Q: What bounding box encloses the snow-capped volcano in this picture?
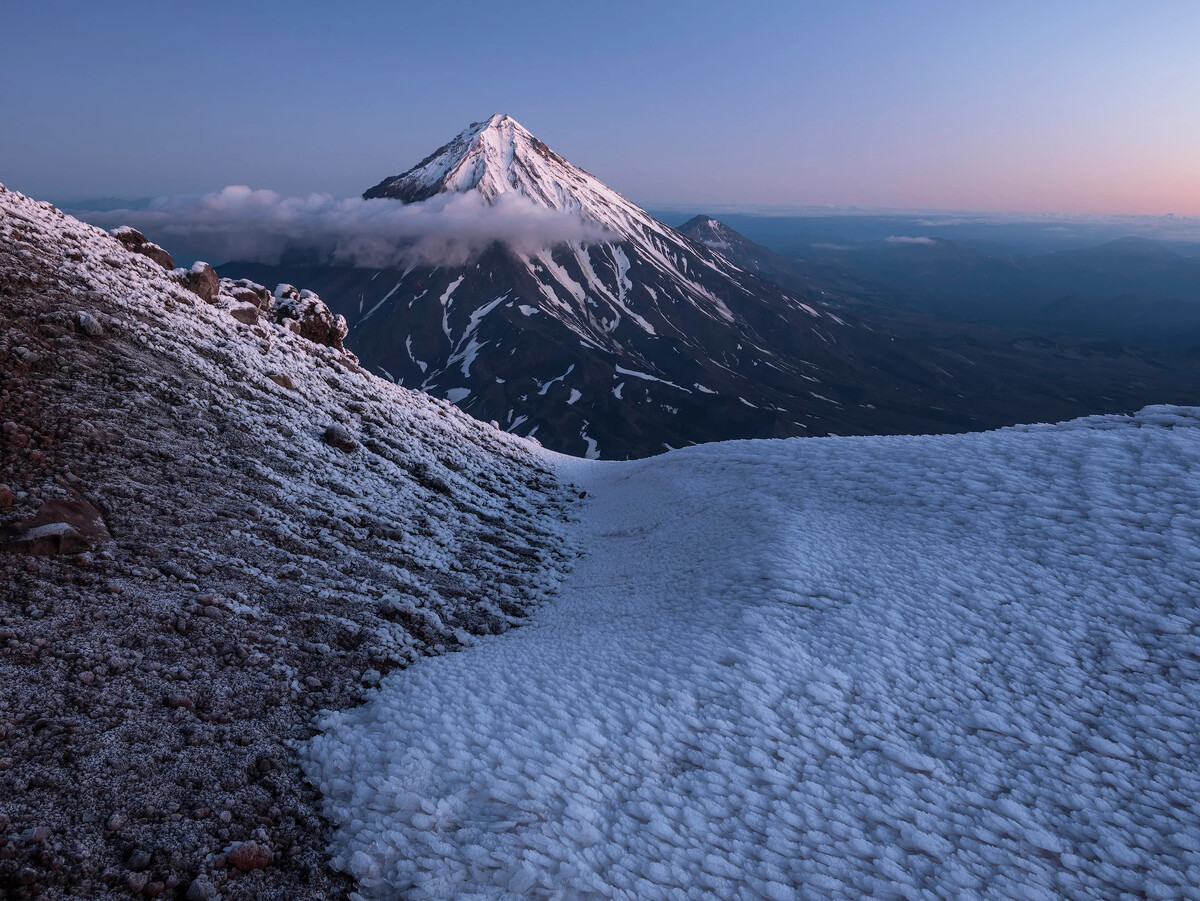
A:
[363,113,822,349]
[236,115,887,457]
[231,116,1189,459]
[363,116,740,297]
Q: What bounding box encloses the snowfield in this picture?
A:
[304,407,1200,899]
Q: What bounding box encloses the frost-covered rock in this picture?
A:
[0,182,574,897]
[227,301,259,325]
[220,277,273,311]
[74,310,103,336]
[184,876,217,901]
[272,284,350,354]
[109,225,175,270]
[321,423,357,453]
[170,260,219,302]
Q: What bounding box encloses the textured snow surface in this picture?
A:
[305,408,1200,899]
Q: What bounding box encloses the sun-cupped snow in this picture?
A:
[305,407,1200,899]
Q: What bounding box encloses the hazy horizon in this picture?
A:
[5,0,1199,216]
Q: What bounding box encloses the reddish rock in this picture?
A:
[138,244,176,270]
[272,285,349,353]
[172,263,219,303]
[226,841,271,871]
[110,226,175,270]
[228,303,259,325]
[0,484,12,510]
[222,279,273,311]
[109,225,148,247]
[269,373,294,390]
[1,496,111,555]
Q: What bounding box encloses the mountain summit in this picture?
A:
[364,115,687,255]
[364,114,598,209]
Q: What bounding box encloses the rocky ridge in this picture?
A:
[0,184,577,899]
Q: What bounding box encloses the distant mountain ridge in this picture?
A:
[794,231,1200,347]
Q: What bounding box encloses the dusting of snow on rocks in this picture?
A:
[0,184,575,899]
[306,408,1200,898]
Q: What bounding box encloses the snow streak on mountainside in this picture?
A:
[241,115,1033,459]
[308,408,1200,899]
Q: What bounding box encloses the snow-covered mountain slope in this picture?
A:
[0,184,575,899]
[308,407,1200,899]
[360,116,823,346]
[241,115,1076,459]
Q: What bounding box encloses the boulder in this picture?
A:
[135,242,176,270]
[76,311,104,336]
[220,278,273,311]
[228,303,259,326]
[1,497,111,555]
[321,424,358,453]
[110,226,176,270]
[172,262,219,303]
[226,841,271,871]
[185,877,217,901]
[110,225,147,245]
[272,284,349,353]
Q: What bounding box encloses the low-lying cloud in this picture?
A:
[884,235,938,245]
[78,186,613,268]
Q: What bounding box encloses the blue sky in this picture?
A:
[4,0,1199,214]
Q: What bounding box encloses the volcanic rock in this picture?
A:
[110,225,176,270]
[172,262,220,303]
[1,496,111,555]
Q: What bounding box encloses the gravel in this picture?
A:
[0,184,579,899]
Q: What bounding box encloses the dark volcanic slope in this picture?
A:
[234,116,1200,459]
[0,185,575,900]
[677,214,832,296]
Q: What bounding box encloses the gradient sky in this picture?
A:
[4,0,1199,215]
